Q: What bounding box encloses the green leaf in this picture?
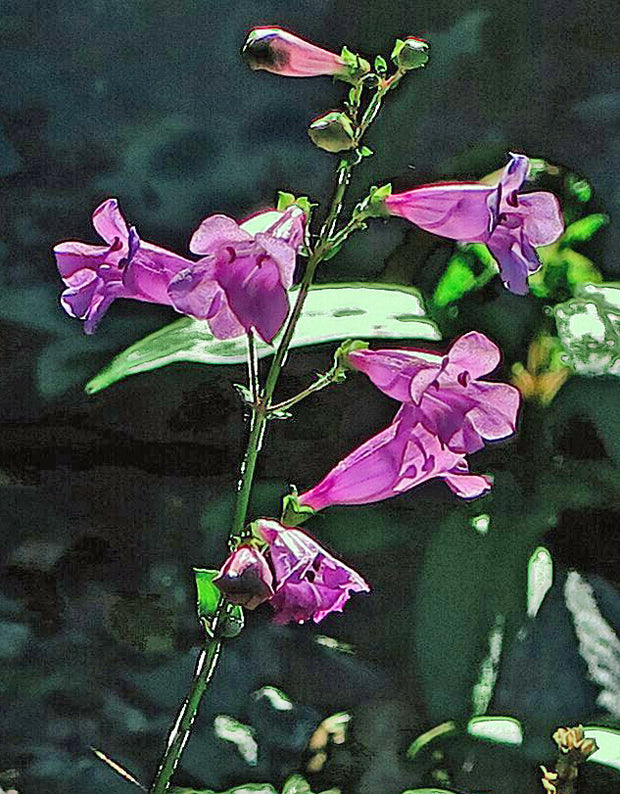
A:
[282,776,313,794]
[467,716,523,746]
[194,568,221,619]
[85,284,440,393]
[561,213,609,245]
[554,282,620,376]
[583,726,620,771]
[432,256,476,307]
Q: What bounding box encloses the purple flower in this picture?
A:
[168,206,305,343]
[243,27,348,78]
[348,332,520,454]
[298,406,493,511]
[54,198,194,333]
[214,520,369,625]
[213,545,275,610]
[384,153,564,294]
[298,332,520,510]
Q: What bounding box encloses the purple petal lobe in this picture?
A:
[189,215,251,255]
[91,198,129,245]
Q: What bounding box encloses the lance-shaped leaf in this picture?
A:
[86,283,440,393]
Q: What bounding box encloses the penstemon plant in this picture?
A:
[53,25,571,794]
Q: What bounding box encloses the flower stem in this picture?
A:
[147,64,406,794]
[149,637,222,794]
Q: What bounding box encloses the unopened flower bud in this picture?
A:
[391,37,430,70]
[213,545,274,610]
[243,27,348,79]
[308,111,356,153]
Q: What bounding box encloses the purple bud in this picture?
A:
[213,545,274,610]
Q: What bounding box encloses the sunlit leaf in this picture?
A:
[433,256,475,307]
[560,213,609,246]
[85,284,440,393]
[584,726,620,771]
[466,716,523,746]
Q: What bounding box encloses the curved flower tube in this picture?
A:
[243,27,348,78]
[384,153,564,294]
[54,198,194,333]
[298,405,493,511]
[168,206,305,343]
[214,519,369,625]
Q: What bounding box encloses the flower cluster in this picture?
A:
[53,26,561,629]
[55,200,305,342]
[213,520,369,624]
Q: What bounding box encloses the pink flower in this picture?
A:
[298,332,520,510]
[54,198,194,333]
[214,520,369,625]
[384,153,564,294]
[168,206,305,343]
[298,406,493,511]
[243,27,348,78]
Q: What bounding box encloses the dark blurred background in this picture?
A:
[1,2,619,793]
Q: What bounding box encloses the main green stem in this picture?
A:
[149,68,401,794]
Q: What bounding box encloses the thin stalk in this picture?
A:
[268,369,337,414]
[147,65,407,794]
[149,637,222,794]
[246,330,260,406]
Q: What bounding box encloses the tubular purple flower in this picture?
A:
[298,332,519,511]
[298,406,492,511]
[384,153,564,294]
[54,199,194,333]
[168,206,306,343]
[212,545,274,610]
[243,27,348,78]
[214,520,369,624]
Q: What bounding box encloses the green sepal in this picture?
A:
[338,45,371,84]
[359,145,374,157]
[333,338,369,376]
[276,191,316,220]
[308,111,356,153]
[365,182,393,217]
[281,490,316,527]
[391,36,429,70]
[194,568,244,638]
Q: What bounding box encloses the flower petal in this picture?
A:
[215,251,289,343]
[91,198,129,246]
[446,331,501,378]
[516,191,564,246]
[487,227,540,295]
[498,153,529,200]
[189,214,251,255]
[54,241,113,278]
[442,468,492,498]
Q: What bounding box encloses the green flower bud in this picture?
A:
[308,111,356,153]
[391,37,430,70]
